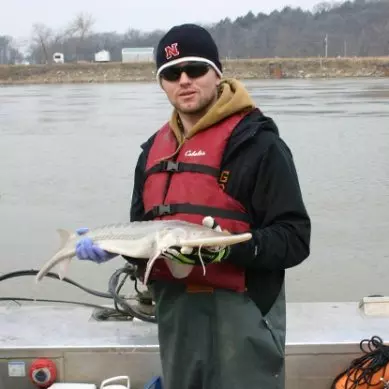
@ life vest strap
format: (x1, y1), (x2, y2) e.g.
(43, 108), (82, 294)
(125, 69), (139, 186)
(143, 203), (251, 223)
(145, 161), (220, 178)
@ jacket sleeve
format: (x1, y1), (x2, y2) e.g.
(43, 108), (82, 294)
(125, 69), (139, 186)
(130, 133), (157, 221)
(121, 150), (147, 264)
(228, 138), (311, 271)
(129, 150), (146, 222)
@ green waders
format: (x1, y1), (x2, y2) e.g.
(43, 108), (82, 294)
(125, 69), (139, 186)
(149, 280), (286, 389)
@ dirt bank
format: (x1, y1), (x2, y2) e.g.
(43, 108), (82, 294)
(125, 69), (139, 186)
(1, 57), (388, 85)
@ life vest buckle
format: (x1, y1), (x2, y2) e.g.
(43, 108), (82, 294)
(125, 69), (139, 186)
(164, 161), (180, 172)
(152, 204), (172, 217)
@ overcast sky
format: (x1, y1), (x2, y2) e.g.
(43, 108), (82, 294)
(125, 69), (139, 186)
(3, 0), (322, 43)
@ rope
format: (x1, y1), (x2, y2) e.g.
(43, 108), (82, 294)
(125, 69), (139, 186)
(331, 336), (389, 388)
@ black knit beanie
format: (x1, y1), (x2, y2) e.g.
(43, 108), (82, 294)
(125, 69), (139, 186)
(155, 24), (223, 79)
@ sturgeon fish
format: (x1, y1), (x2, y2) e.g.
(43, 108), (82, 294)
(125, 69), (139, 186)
(35, 219), (252, 285)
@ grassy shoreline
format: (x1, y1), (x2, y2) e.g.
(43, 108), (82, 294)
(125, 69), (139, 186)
(1, 57), (388, 85)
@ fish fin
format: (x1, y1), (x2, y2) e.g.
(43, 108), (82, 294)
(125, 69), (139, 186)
(197, 245), (206, 276)
(143, 249), (163, 285)
(164, 259), (194, 279)
(179, 232), (252, 248)
(143, 230), (194, 283)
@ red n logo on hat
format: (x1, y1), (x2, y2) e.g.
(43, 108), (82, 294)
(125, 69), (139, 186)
(165, 43), (179, 59)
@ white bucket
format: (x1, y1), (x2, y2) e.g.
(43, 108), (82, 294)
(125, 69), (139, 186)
(47, 375), (130, 389)
(100, 375), (130, 389)
(48, 384), (96, 388)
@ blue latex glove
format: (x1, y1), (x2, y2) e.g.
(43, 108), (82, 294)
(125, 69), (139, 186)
(75, 227), (116, 263)
(144, 376), (163, 389)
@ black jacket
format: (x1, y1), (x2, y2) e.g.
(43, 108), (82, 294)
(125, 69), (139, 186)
(129, 108), (311, 315)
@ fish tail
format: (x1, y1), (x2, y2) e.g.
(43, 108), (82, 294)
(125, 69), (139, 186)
(57, 228), (72, 250)
(34, 229), (73, 283)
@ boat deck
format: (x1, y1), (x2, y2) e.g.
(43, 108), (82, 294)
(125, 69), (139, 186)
(1, 299), (389, 388)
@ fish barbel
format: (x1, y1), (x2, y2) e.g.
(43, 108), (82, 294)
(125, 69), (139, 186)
(35, 219), (252, 285)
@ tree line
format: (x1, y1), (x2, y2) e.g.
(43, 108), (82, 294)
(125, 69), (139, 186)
(1, 0), (388, 65)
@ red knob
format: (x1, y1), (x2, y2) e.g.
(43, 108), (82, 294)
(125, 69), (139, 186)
(29, 358), (57, 388)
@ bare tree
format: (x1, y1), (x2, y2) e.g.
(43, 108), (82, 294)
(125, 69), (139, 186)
(30, 23), (53, 64)
(0, 36), (24, 64)
(67, 12), (95, 61)
(24, 0), (389, 63)
(30, 23), (72, 64)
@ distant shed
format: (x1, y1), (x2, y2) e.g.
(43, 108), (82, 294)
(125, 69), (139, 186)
(53, 52), (64, 64)
(121, 47), (154, 63)
(95, 50), (111, 62)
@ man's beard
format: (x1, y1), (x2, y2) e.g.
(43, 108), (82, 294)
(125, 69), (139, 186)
(175, 91), (217, 116)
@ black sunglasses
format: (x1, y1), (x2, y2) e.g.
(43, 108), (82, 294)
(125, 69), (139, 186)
(160, 62), (211, 82)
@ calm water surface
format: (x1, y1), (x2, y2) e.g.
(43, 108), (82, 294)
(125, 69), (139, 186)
(1, 78), (388, 306)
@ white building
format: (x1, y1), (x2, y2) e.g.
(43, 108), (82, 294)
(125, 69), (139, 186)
(95, 50), (111, 62)
(121, 47), (154, 63)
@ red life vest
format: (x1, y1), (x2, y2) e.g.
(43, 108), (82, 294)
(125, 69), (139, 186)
(142, 111), (252, 292)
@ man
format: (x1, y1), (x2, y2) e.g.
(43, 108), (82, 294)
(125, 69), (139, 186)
(75, 23), (311, 389)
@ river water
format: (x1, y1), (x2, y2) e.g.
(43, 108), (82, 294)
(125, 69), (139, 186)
(1, 78), (388, 306)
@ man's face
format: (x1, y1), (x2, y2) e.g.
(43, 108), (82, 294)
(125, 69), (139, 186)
(160, 61), (220, 115)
